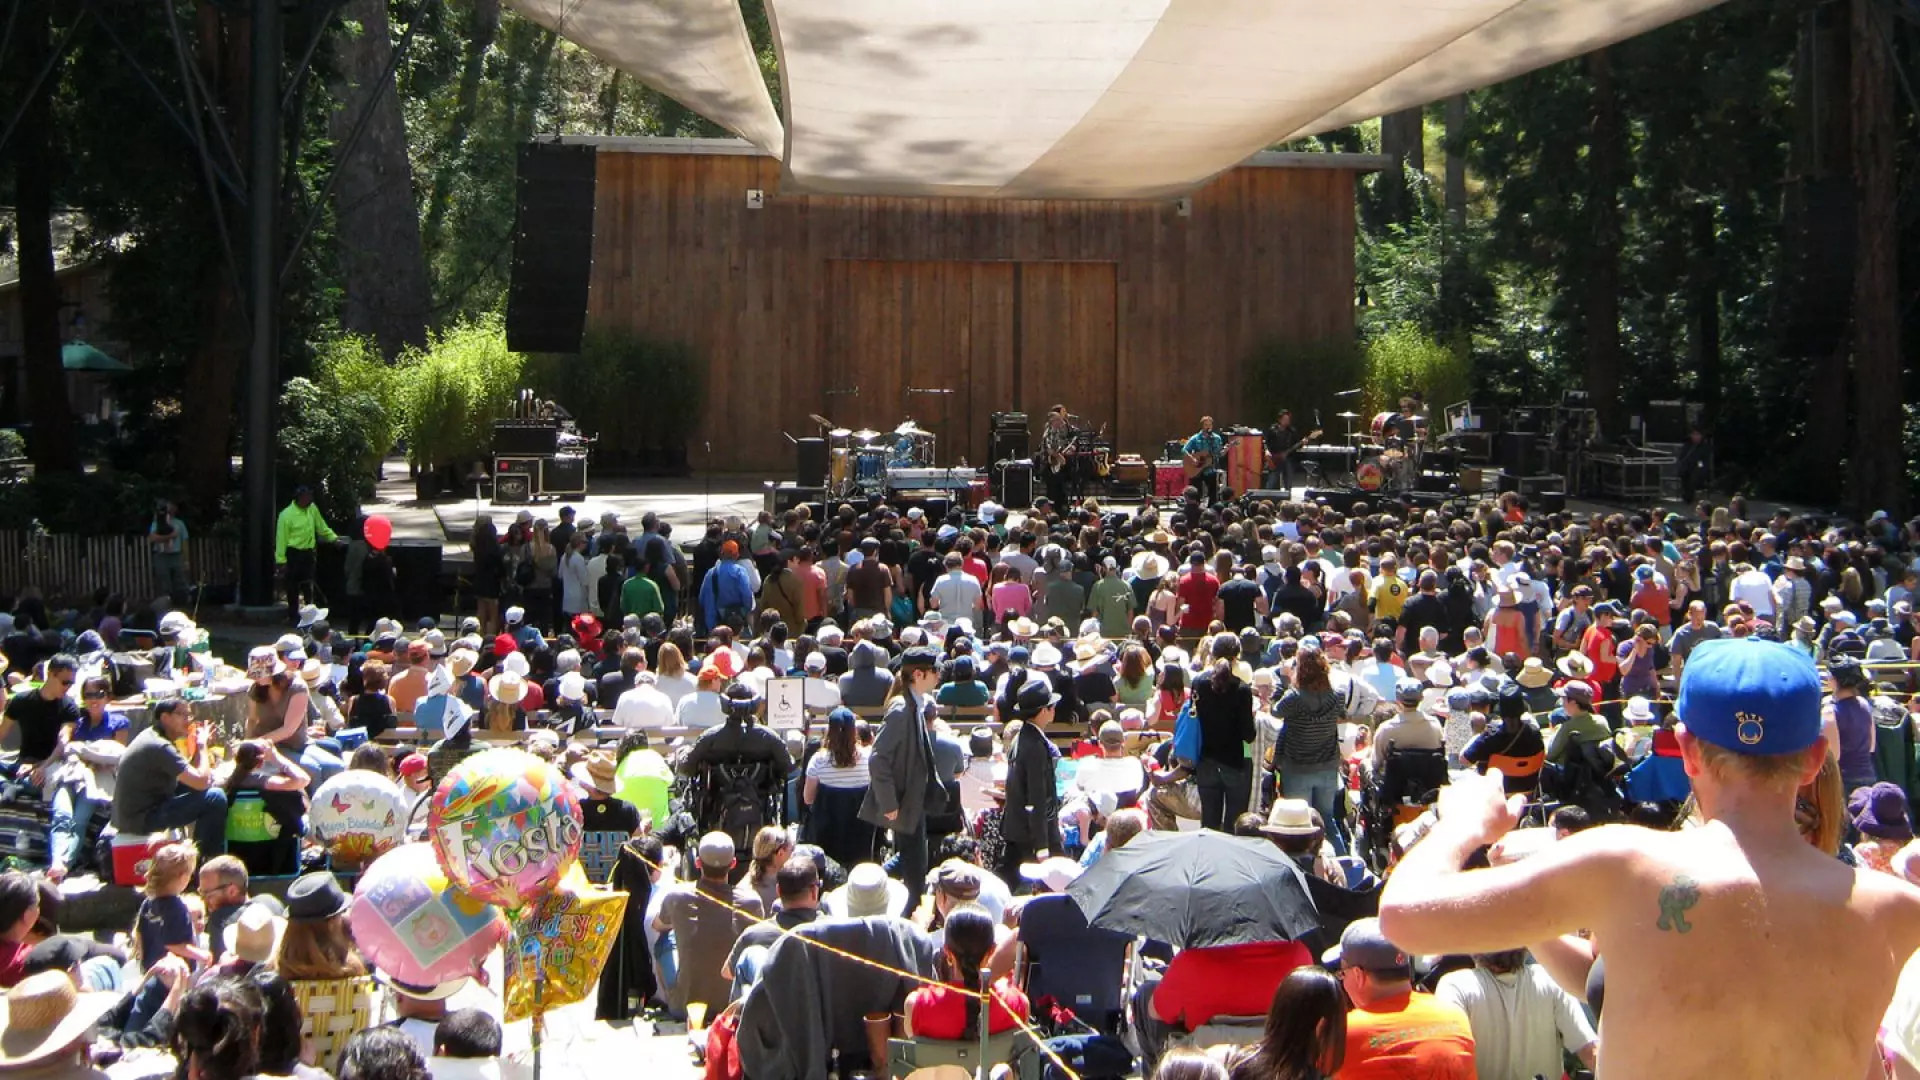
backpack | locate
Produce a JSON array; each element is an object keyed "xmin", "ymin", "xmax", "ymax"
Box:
[{"xmin": 708, "ymin": 762, "xmax": 771, "ymax": 850}]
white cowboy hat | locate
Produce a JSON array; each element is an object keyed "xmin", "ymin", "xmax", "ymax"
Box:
[
  {"xmin": 1007, "ymin": 617, "xmax": 1039, "ymax": 638},
  {"xmin": 222, "ymin": 904, "xmax": 286, "ymax": 966},
  {"xmin": 296, "ymin": 603, "xmax": 328, "ymax": 628},
  {"xmin": 1130, "ymin": 551, "xmax": 1170, "ymax": 579},
  {"xmin": 825, "ymin": 863, "xmax": 909, "ymax": 919},
  {"xmin": 1624, "ymin": 696, "xmax": 1656, "ymax": 724},
  {"xmin": 0, "ymin": 972, "xmax": 120, "ymax": 1067},
  {"xmin": 557, "ymin": 671, "xmax": 589, "ymax": 702},
  {"xmin": 1557, "ymin": 652, "xmax": 1595, "ymax": 680},
  {"xmin": 488, "ymin": 670, "xmax": 527, "ymax": 705},
  {"xmin": 1258, "ymin": 798, "xmax": 1321, "ymax": 838},
  {"xmin": 1030, "ymin": 643, "xmax": 1063, "ymax": 668},
  {"xmin": 377, "ymin": 971, "xmax": 473, "ymax": 1003}
]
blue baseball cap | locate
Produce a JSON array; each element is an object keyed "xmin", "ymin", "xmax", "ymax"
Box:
[{"xmin": 1676, "ymin": 639, "xmax": 1822, "ymax": 756}]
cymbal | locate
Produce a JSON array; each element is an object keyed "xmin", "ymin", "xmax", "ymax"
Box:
[
  {"xmin": 851, "ymin": 429, "xmax": 880, "ymax": 440},
  {"xmin": 895, "ymin": 421, "xmax": 921, "ymax": 434},
  {"xmin": 808, "ymin": 414, "xmax": 833, "ymax": 428},
  {"xmin": 1336, "ymin": 411, "xmax": 1360, "ymax": 419},
  {"xmin": 828, "ymin": 428, "xmax": 852, "ymax": 438}
]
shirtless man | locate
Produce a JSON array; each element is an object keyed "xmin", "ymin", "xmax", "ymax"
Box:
[{"xmin": 1379, "ymin": 638, "xmax": 1920, "ymax": 1079}]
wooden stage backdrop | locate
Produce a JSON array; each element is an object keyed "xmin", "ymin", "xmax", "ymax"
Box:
[{"xmin": 574, "ymin": 137, "xmax": 1381, "ymax": 475}]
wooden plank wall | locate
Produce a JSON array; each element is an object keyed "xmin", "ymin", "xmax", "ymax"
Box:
[
  {"xmin": 585, "ymin": 151, "xmax": 1357, "ymax": 473},
  {"xmin": 0, "ymin": 532, "xmax": 238, "ymax": 607}
]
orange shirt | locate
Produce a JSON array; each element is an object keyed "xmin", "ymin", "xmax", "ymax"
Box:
[{"xmin": 1337, "ymin": 991, "xmax": 1476, "ymax": 1080}]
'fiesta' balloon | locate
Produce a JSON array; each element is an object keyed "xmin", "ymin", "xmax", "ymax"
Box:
[
  {"xmin": 364, "ymin": 515, "xmax": 394, "ymax": 551},
  {"xmin": 502, "ymin": 862, "xmax": 628, "ymax": 1022},
  {"xmin": 310, "ymin": 771, "xmax": 409, "ymax": 869},
  {"xmin": 429, "ymin": 748, "xmax": 583, "ymax": 911},
  {"xmin": 350, "ymin": 843, "xmax": 508, "ymax": 988}
]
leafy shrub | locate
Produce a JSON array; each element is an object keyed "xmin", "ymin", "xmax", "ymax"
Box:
[
  {"xmin": 1362, "ymin": 325, "xmax": 1472, "ymax": 419},
  {"xmin": 277, "ymin": 377, "xmax": 382, "ymax": 525},
  {"xmin": 397, "ymin": 316, "xmax": 524, "ymax": 471},
  {"xmin": 1243, "ymin": 338, "xmax": 1367, "ymax": 436},
  {"xmin": 312, "ymin": 333, "xmax": 405, "ymax": 477},
  {"xmin": 0, "ymin": 429, "xmax": 25, "ymax": 461},
  {"xmin": 523, "ymin": 329, "xmax": 705, "ymax": 468},
  {"xmin": 0, "ymin": 472, "xmax": 187, "ymax": 535}
]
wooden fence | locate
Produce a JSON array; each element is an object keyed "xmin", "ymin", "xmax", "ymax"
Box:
[{"xmin": 0, "ymin": 530, "xmax": 239, "ymax": 607}]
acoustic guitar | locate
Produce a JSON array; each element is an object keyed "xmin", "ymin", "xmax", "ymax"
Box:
[{"xmin": 1182, "ymin": 448, "xmax": 1213, "ymax": 480}]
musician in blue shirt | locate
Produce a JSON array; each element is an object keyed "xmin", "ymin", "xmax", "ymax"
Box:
[{"xmin": 1182, "ymin": 416, "xmax": 1227, "ymax": 506}]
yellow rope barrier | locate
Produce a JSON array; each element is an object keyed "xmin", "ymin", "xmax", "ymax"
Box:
[{"xmin": 628, "ymin": 847, "xmax": 1090, "ymax": 1080}]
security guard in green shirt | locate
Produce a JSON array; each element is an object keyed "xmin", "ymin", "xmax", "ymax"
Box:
[{"xmin": 275, "ymin": 485, "xmax": 338, "ymax": 625}]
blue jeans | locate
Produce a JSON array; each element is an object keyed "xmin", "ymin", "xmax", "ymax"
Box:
[
  {"xmin": 49, "ymin": 785, "xmax": 104, "ymax": 871},
  {"xmin": 653, "ymin": 931, "xmax": 679, "ymax": 1013},
  {"xmin": 292, "ymin": 744, "xmax": 344, "ymax": 789},
  {"xmin": 729, "ymin": 944, "xmax": 769, "ymax": 1003},
  {"xmin": 142, "ymin": 787, "xmax": 230, "ymax": 856},
  {"xmin": 1282, "ymin": 766, "xmax": 1346, "ymax": 855}
]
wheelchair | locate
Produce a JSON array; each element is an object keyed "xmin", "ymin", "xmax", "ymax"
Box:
[{"xmin": 1350, "ymin": 747, "xmax": 1449, "ymax": 872}]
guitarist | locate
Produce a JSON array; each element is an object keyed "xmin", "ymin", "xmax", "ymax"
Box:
[
  {"xmin": 1182, "ymin": 415, "xmax": 1227, "ymax": 506},
  {"xmin": 1040, "ymin": 404, "xmax": 1076, "ymax": 508},
  {"xmin": 1261, "ymin": 409, "xmax": 1318, "ymax": 493}
]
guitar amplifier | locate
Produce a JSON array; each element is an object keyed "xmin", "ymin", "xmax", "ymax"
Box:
[
  {"xmin": 492, "ymin": 472, "xmax": 534, "ymax": 504},
  {"xmin": 543, "ymin": 453, "xmax": 587, "ymax": 495}
]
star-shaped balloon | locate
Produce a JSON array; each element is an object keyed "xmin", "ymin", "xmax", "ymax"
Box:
[{"xmin": 502, "ymin": 862, "xmax": 628, "ymax": 1022}]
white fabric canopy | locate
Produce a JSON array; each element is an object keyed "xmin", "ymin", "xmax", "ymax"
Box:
[{"xmin": 508, "ymin": 0, "xmax": 1725, "ymax": 198}]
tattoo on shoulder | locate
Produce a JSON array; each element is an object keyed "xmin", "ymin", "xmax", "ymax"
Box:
[{"xmin": 1656, "ymin": 874, "xmax": 1701, "ymax": 934}]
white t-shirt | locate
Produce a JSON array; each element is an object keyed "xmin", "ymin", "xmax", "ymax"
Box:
[
  {"xmin": 612, "ymin": 684, "xmax": 674, "ymax": 729},
  {"xmin": 1071, "ymin": 757, "xmax": 1145, "ymax": 798},
  {"xmin": 1731, "ymin": 568, "xmax": 1777, "ymax": 617},
  {"xmin": 803, "ymin": 675, "xmax": 842, "ymax": 711},
  {"xmin": 1434, "ymin": 964, "xmax": 1596, "ymax": 1080},
  {"xmin": 654, "ymin": 671, "xmax": 698, "ymax": 708},
  {"xmin": 930, "ymin": 572, "xmax": 985, "ymax": 623},
  {"xmin": 676, "ymin": 691, "xmax": 725, "ymax": 730}
]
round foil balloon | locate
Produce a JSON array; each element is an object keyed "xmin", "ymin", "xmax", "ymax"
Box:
[
  {"xmin": 310, "ymin": 771, "xmax": 409, "ymax": 868},
  {"xmin": 350, "ymin": 843, "xmax": 508, "ymax": 987},
  {"xmin": 429, "ymin": 748, "xmax": 583, "ymax": 910}
]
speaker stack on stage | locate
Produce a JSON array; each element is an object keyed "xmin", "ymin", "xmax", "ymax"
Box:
[
  {"xmin": 989, "ymin": 412, "xmax": 1030, "ymax": 503},
  {"xmin": 491, "ymin": 417, "xmax": 589, "ymax": 502}
]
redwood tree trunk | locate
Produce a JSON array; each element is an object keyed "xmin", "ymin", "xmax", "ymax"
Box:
[
  {"xmin": 176, "ymin": 2, "xmax": 250, "ymax": 509},
  {"xmin": 1584, "ymin": 49, "xmax": 1623, "ymax": 433},
  {"xmin": 421, "ymin": 0, "xmax": 501, "ymax": 258},
  {"xmin": 11, "ymin": 2, "xmax": 78, "ymax": 474},
  {"xmin": 1849, "ymin": 0, "xmax": 1903, "ymax": 514},
  {"xmin": 329, "ymin": 0, "xmax": 431, "ymax": 356},
  {"xmin": 1379, "ymin": 105, "xmax": 1425, "ymax": 224}
]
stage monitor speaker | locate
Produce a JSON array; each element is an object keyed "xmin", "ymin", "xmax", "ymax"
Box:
[
  {"xmin": 1643, "ymin": 400, "xmax": 1691, "ymax": 444},
  {"xmin": 1495, "ymin": 433, "xmax": 1536, "ymax": 477},
  {"xmin": 998, "ymin": 462, "xmax": 1033, "ymax": 509},
  {"xmin": 491, "ymin": 420, "xmax": 560, "ymax": 456},
  {"xmin": 388, "ymin": 543, "xmax": 444, "ymax": 622},
  {"xmin": 1538, "ymin": 491, "xmax": 1568, "ymax": 514},
  {"xmin": 796, "ymin": 437, "xmax": 828, "ymax": 488},
  {"xmin": 763, "ymin": 482, "xmax": 824, "ymax": 515},
  {"xmin": 505, "ymin": 142, "xmax": 597, "ymax": 354},
  {"xmin": 492, "ymin": 472, "xmax": 534, "ymax": 504},
  {"xmin": 989, "ymin": 429, "xmax": 1028, "ymax": 464},
  {"xmin": 1305, "ymin": 487, "xmax": 1365, "ymax": 513}
]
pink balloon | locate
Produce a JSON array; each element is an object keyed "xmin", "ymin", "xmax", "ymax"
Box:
[
  {"xmin": 349, "ymin": 843, "xmax": 508, "ymax": 988},
  {"xmin": 364, "ymin": 515, "xmax": 393, "ymax": 550}
]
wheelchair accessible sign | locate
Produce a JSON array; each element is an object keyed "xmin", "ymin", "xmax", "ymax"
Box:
[{"xmin": 766, "ymin": 676, "xmax": 806, "ymax": 731}]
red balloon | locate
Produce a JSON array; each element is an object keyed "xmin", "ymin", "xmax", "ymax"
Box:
[{"xmin": 364, "ymin": 514, "xmax": 394, "ymax": 550}]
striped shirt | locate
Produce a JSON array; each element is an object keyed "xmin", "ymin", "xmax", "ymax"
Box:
[{"xmin": 806, "ymin": 746, "xmax": 872, "ymax": 788}]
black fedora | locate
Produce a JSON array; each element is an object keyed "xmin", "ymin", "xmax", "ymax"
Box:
[{"xmin": 285, "ymin": 873, "xmax": 352, "ymax": 922}]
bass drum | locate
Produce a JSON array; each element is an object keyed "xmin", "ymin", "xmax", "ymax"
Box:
[{"xmin": 1355, "ymin": 460, "xmax": 1387, "ymax": 492}]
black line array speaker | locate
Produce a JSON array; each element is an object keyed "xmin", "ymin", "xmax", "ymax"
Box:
[
  {"xmin": 505, "ymin": 142, "xmax": 597, "ymax": 354},
  {"xmin": 796, "ymin": 437, "xmax": 828, "ymax": 488}
]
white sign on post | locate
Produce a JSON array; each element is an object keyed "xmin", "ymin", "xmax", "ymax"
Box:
[{"xmin": 766, "ymin": 676, "xmax": 807, "ymax": 731}]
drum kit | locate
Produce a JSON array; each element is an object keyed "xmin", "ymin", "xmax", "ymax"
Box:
[
  {"xmin": 820, "ymin": 419, "xmax": 938, "ymax": 499},
  {"xmin": 1304, "ymin": 407, "xmax": 1427, "ymax": 493}
]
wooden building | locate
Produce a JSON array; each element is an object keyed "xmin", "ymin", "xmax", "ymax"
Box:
[{"xmin": 565, "ymin": 137, "xmax": 1382, "ymax": 475}]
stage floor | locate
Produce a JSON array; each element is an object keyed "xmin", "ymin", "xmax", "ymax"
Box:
[{"xmin": 364, "ymin": 457, "xmax": 1820, "ymax": 565}]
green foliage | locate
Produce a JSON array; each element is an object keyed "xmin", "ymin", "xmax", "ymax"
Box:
[
  {"xmin": 1362, "ymin": 326, "xmax": 1471, "ymax": 419},
  {"xmin": 0, "ymin": 430, "xmax": 25, "ymax": 461},
  {"xmin": 397, "ymin": 317, "xmax": 524, "ymax": 471},
  {"xmin": 1243, "ymin": 339, "xmax": 1366, "ymax": 435},
  {"xmin": 0, "ymin": 472, "xmax": 186, "ymax": 535},
  {"xmin": 277, "ymin": 376, "xmax": 382, "ymax": 524},
  {"xmin": 523, "ymin": 330, "xmax": 705, "ymax": 469},
  {"xmin": 312, "ymin": 334, "xmax": 405, "ymax": 476}
]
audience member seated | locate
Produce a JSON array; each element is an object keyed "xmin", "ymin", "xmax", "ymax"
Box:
[
  {"xmin": 1129, "ymin": 932, "xmax": 1312, "ymax": 1072},
  {"xmin": 112, "ymin": 698, "xmax": 229, "ymax": 857},
  {"xmin": 1325, "ymin": 919, "xmax": 1474, "ymax": 1079},
  {"xmin": 904, "ymin": 905, "xmax": 1030, "ymax": 1040}
]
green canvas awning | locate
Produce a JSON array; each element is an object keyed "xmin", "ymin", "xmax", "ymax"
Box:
[{"xmin": 61, "ymin": 342, "xmax": 129, "ymax": 372}]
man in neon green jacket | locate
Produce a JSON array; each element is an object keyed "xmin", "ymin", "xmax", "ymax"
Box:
[{"xmin": 276, "ymin": 485, "xmax": 338, "ymax": 625}]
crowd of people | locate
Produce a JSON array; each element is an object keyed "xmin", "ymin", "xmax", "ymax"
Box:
[{"xmin": 0, "ymin": 482, "xmax": 1919, "ymax": 1079}]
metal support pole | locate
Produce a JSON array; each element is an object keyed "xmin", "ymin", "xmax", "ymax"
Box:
[{"xmin": 242, "ymin": 0, "xmax": 281, "ymax": 608}]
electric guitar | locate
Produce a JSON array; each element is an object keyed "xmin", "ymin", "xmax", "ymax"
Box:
[{"xmin": 1263, "ymin": 427, "xmax": 1323, "ymax": 470}]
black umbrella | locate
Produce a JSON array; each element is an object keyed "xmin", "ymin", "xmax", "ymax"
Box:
[{"xmin": 1066, "ymin": 829, "xmax": 1320, "ymax": 949}]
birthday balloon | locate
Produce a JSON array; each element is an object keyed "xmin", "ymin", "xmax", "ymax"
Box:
[
  {"xmin": 310, "ymin": 771, "xmax": 409, "ymax": 869},
  {"xmin": 364, "ymin": 515, "xmax": 394, "ymax": 551},
  {"xmin": 502, "ymin": 863, "xmax": 628, "ymax": 1022},
  {"xmin": 429, "ymin": 748, "xmax": 583, "ymax": 911},
  {"xmin": 350, "ymin": 843, "xmax": 509, "ymax": 988}
]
